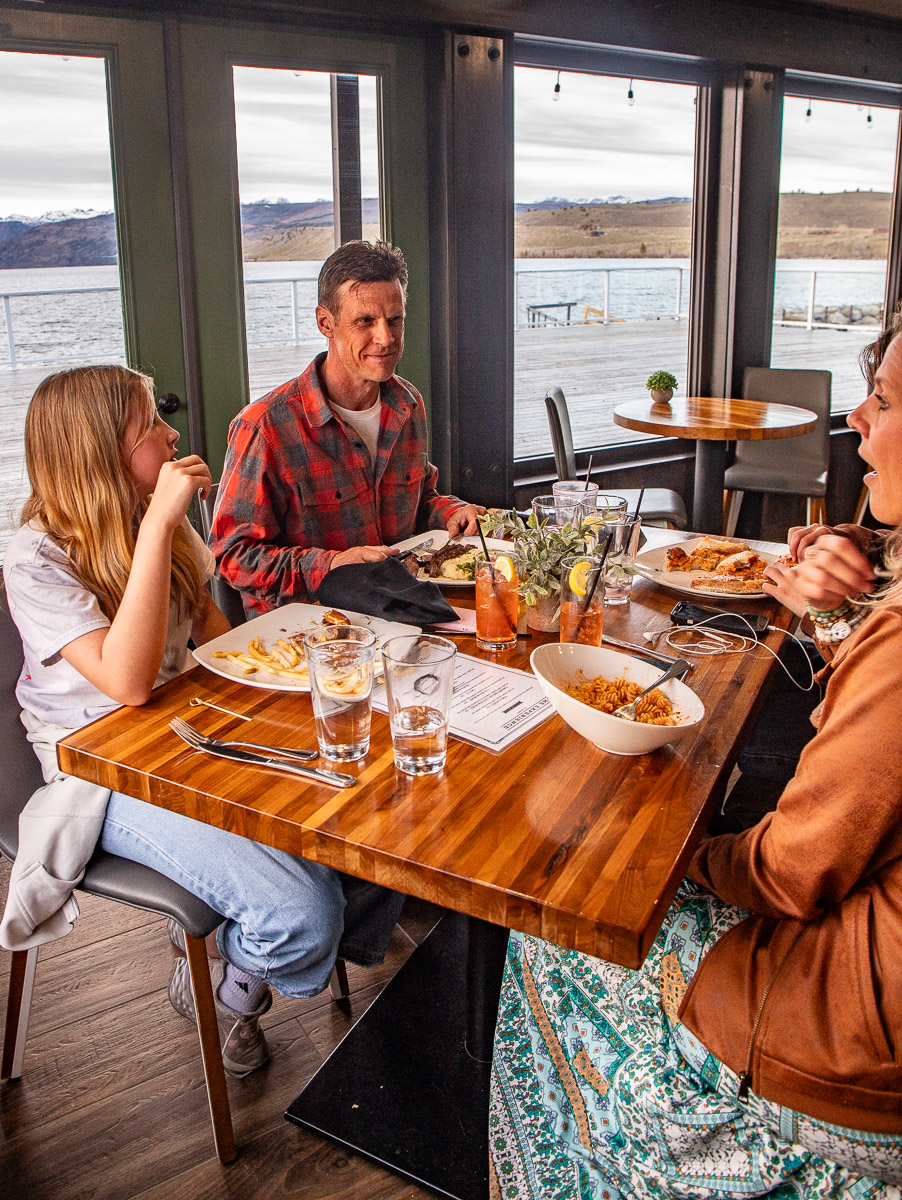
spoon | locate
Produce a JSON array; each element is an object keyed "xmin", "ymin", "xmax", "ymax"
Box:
[{"xmin": 612, "ymin": 659, "xmax": 690, "ymax": 721}]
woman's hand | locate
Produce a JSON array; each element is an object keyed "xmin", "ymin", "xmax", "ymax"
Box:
[
  {"xmin": 761, "ymin": 559, "xmax": 809, "ymax": 617},
  {"xmin": 144, "ymin": 456, "xmax": 212, "ymax": 533},
  {"xmin": 782, "ymin": 534, "xmax": 875, "ymax": 612},
  {"xmin": 787, "ymin": 523, "xmax": 839, "ymax": 563}
]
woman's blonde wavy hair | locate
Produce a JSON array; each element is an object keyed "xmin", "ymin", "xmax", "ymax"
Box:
[
  {"xmin": 21, "ymin": 365, "xmax": 204, "ymax": 621},
  {"xmin": 859, "ymin": 303, "xmax": 902, "ymax": 607}
]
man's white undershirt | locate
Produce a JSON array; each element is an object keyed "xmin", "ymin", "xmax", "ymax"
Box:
[{"xmin": 330, "ymin": 397, "xmax": 382, "ymax": 466}]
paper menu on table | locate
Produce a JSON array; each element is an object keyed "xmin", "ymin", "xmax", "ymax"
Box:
[{"xmin": 371, "ymin": 653, "xmax": 554, "ymax": 754}]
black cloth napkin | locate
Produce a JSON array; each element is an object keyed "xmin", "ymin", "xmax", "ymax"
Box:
[{"xmin": 314, "ymin": 556, "xmax": 458, "ymax": 626}]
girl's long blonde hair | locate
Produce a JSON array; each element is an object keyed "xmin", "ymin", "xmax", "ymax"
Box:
[{"xmin": 21, "ymin": 365, "xmax": 204, "ymax": 621}]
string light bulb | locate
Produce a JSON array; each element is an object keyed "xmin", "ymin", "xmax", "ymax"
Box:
[
  {"xmin": 627, "ymin": 78, "xmax": 635, "ymax": 106},
  {"xmin": 805, "ymin": 99, "xmax": 812, "ymax": 122},
  {"xmin": 553, "ymin": 70, "xmax": 561, "ymax": 101},
  {"xmin": 867, "ymin": 107, "xmax": 874, "ymax": 128}
]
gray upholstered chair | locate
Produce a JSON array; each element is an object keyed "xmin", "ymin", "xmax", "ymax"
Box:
[
  {"xmin": 723, "ymin": 366, "xmax": 832, "ymax": 536},
  {"xmin": 196, "ymin": 485, "xmax": 247, "ymax": 628},
  {"xmin": 543, "ymin": 386, "xmax": 688, "ymax": 529},
  {"xmin": 0, "ymin": 603, "xmax": 237, "ymax": 1162}
]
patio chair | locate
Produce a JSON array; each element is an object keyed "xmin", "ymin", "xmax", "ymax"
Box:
[
  {"xmin": 0, "ymin": 603, "xmax": 237, "ymax": 1163},
  {"xmin": 544, "ymin": 386, "xmax": 688, "ymax": 529},
  {"xmin": 723, "ymin": 367, "xmax": 831, "ymax": 537}
]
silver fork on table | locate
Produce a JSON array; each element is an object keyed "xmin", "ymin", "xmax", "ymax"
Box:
[
  {"xmin": 175, "ymin": 715, "xmax": 318, "ymax": 761},
  {"xmin": 169, "ymin": 717, "xmax": 356, "ymax": 788}
]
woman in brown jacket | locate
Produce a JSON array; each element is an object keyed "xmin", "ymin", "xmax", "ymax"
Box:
[{"xmin": 489, "ymin": 315, "xmax": 902, "ymax": 1199}]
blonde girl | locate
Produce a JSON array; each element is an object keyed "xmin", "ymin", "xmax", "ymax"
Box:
[{"xmin": 2, "ymin": 365, "xmax": 402, "ymax": 1077}]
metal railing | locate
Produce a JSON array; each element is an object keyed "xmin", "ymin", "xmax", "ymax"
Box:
[{"xmin": 0, "ymin": 265, "xmax": 887, "ymax": 368}]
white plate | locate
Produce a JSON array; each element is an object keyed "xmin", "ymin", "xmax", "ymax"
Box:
[
  {"xmin": 192, "ymin": 603, "xmax": 421, "ymax": 691},
  {"xmin": 391, "ymin": 530, "xmax": 513, "ymax": 588},
  {"xmin": 632, "ymin": 536, "xmax": 778, "ymax": 600}
]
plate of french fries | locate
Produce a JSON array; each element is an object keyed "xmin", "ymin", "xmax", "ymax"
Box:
[{"xmin": 192, "ymin": 603, "xmax": 422, "ymax": 691}]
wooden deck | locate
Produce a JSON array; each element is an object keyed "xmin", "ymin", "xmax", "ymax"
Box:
[
  {"xmin": 0, "ymin": 854, "xmax": 442, "ymax": 1200},
  {"xmin": 0, "ymin": 323, "xmax": 872, "ymax": 556}
]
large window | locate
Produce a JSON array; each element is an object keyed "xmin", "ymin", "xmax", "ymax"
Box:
[
  {"xmin": 0, "ymin": 51, "xmax": 124, "ymax": 555},
  {"xmin": 232, "ymin": 67, "xmax": 381, "ymax": 398},
  {"xmin": 513, "ymin": 66, "xmax": 698, "ymax": 461},
  {"xmin": 771, "ymin": 94, "xmax": 900, "ymax": 412}
]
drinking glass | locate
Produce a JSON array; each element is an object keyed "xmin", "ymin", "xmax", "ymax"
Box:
[
  {"xmin": 559, "ymin": 554, "xmax": 605, "ymax": 645},
  {"xmin": 303, "ymin": 625, "xmax": 377, "ymax": 761},
  {"xmin": 584, "ymin": 493, "xmax": 629, "ymax": 549},
  {"xmin": 601, "ymin": 516, "xmax": 642, "ymax": 605},
  {"xmin": 553, "ymin": 480, "xmax": 599, "ymax": 524},
  {"xmin": 474, "ymin": 552, "xmax": 519, "ymax": 652},
  {"xmin": 531, "ymin": 494, "xmax": 560, "ymax": 526},
  {"xmin": 381, "ymin": 635, "xmax": 457, "ymax": 775}
]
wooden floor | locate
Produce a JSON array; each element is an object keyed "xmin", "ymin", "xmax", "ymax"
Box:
[
  {"xmin": 0, "ymin": 854, "xmax": 444, "ymax": 1200},
  {"xmin": 0, "ymin": 322, "xmax": 872, "ymax": 558}
]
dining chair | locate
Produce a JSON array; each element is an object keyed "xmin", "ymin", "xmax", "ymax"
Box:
[
  {"xmin": 723, "ymin": 367, "xmax": 832, "ymax": 537},
  {"xmin": 0, "ymin": 605, "xmax": 238, "ymax": 1162},
  {"xmin": 195, "ymin": 485, "xmax": 248, "ymax": 628},
  {"xmin": 543, "ymin": 386, "xmax": 688, "ymax": 529}
]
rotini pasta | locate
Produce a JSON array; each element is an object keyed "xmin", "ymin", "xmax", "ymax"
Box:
[{"xmin": 563, "ymin": 672, "xmax": 679, "ymax": 725}]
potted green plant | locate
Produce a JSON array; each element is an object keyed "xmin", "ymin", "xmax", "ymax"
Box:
[
  {"xmin": 482, "ymin": 510, "xmax": 593, "ymax": 632},
  {"xmin": 645, "ymin": 369, "xmax": 678, "ymax": 405}
]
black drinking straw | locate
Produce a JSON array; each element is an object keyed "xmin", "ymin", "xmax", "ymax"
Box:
[
  {"xmin": 581, "ymin": 529, "xmax": 612, "ymax": 616},
  {"xmin": 631, "ymin": 485, "xmax": 646, "ymax": 521}
]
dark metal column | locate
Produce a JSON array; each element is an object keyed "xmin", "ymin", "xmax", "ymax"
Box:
[
  {"xmin": 331, "ymin": 73, "xmax": 362, "ymax": 246},
  {"xmin": 441, "ymin": 31, "xmax": 513, "ymax": 508},
  {"xmin": 884, "ymin": 114, "xmax": 902, "ymax": 323}
]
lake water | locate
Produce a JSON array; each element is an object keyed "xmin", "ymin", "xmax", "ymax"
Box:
[{"xmin": 0, "ymin": 258, "xmax": 888, "ymax": 368}]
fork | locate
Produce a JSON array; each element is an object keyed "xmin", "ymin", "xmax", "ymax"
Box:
[
  {"xmin": 172, "ymin": 716, "xmax": 317, "ymax": 761},
  {"xmin": 612, "ymin": 659, "xmax": 690, "ymax": 722},
  {"xmin": 169, "ymin": 717, "xmax": 356, "ymax": 787}
]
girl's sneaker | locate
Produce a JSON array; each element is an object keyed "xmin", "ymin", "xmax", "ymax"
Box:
[{"xmin": 168, "ymin": 957, "xmax": 273, "ymax": 1077}]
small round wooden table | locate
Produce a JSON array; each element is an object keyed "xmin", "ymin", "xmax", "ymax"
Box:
[{"xmin": 613, "ymin": 395, "xmax": 818, "ymax": 533}]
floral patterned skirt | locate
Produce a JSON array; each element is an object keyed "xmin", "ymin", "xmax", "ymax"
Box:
[{"xmin": 490, "ymin": 881, "xmax": 902, "ymax": 1200}]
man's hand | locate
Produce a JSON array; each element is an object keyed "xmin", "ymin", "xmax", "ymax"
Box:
[
  {"xmin": 329, "ymin": 545, "xmax": 400, "ymax": 570},
  {"xmin": 775, "ymin": 533, "xmax": 876, "ymax": 613},
  {"xmin": 787, "ymin": 523, "xmax": 840, "ymax": 563},
  {"xmin": 446, "ymin": 504, "xmax": 487, "ymax": 539}
]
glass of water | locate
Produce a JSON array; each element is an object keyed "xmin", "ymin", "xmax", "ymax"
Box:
[
  {"xmin": 381, "ymin": 635, "xmax": 458, "ymax": 775},
  {"xmin": 552, "ymin": 479, "xmax": 599, "ymax": 524},
  {"xmin": 600, "ymin": 516, "xmax": 642, "ymax": 605},
  {"xmin": 304, "ymin": 625, "xmax": 377, "ymax": 761}
]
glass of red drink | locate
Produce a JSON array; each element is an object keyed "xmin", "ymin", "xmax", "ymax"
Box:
[{"xmin": 474, "ymin": 552, "xmax": 519, "ymax": 652}]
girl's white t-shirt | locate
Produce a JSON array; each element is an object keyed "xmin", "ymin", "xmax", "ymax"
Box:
[
  {"xmin": 330, "ymin": 397, "xmax": 382, "ymax": 465},
  {"xmin": 3, "ymin": 519, "xmax": 215, "ymax": 729}
]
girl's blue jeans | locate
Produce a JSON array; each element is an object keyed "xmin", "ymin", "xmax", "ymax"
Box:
[{"xmin": 100, "ymin": 791, "xmax": 405, "ymax": 999}]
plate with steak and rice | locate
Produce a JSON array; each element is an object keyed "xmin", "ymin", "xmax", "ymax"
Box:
[{"xmin": 391, "ymin": 530, "xmax": 513, "ymax": 588}]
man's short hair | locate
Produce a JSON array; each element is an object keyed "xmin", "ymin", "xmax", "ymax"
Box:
[{"xmin": 317, "ymin": 240, "xmax": 408, "ymax": 315}]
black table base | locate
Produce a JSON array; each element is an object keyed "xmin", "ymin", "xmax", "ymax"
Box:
[
  {"xmin": 693, "ymin": 439, "xmax": 729, "ymax": 533},
  {"xmin": 286, "ymin": 912, "xmax": 509, "ymax": 1200}
]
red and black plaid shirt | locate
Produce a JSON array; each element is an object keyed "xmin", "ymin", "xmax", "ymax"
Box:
[{"xmin": 210, "ymin": 354, "xmax": 467, "ymax": 614}]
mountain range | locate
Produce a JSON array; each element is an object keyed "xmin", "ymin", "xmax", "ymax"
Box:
[{"xmin": 0, "ymin": 192, "xmax": 892, "ymax": 268}]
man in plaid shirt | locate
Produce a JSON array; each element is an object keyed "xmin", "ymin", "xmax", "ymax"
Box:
[{"xmin": 211, "ymin": 241, "xmax": 484, "ymax": 615}]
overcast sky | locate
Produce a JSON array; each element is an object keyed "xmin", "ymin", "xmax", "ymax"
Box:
[{"xmin": 0, "ymin": 51, "xmax": 898, "ymax": 219}]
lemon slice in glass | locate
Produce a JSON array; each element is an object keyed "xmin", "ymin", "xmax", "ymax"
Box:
[
  {"xmin": 568, "ymin": 560, "xmax": 592, "ymax": 596},
  {"xmin": 494, "ymin": 554, "xmax": 516, "ymax": 583}
]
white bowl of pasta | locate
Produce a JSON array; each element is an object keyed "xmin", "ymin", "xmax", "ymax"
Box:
[{"xmin": 530, "ymin": 642, "xmax": 705, "ymax": 755}]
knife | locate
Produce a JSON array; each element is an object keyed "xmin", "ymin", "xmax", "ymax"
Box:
[
  {"xmin": 397, "ymin": 536, "xmax": 436, "ymax": 562},
  {"xmin": 171, "ymin": 727, "xmax": 357, "ymax": 788}
]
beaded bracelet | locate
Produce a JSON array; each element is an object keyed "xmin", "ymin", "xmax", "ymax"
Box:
[{"xmin": 806, "ymin": 598, "xmax": 868, "ymax": 643}]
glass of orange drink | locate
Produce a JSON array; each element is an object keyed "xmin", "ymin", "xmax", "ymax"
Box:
[
  {"xmin": 559, "ymin": 555, "xmax": 604, "ymax": 646},
  {"xmin": 474, "ymin": 552, "xmax": 519, "ymax": 652}
]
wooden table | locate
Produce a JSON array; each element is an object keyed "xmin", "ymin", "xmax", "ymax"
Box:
[
  {"xmin": 613, "ymin": 396, "xmax": 817, "ymax": 534},
  {"xmin": 57, "ymin": 530, "xmax": 791, "ymax": 1198}
]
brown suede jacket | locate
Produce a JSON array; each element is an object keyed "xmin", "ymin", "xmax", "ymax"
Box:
[{"xmin": 681, "ymin": 556, "xmax": 902, "ymax": 1133}]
